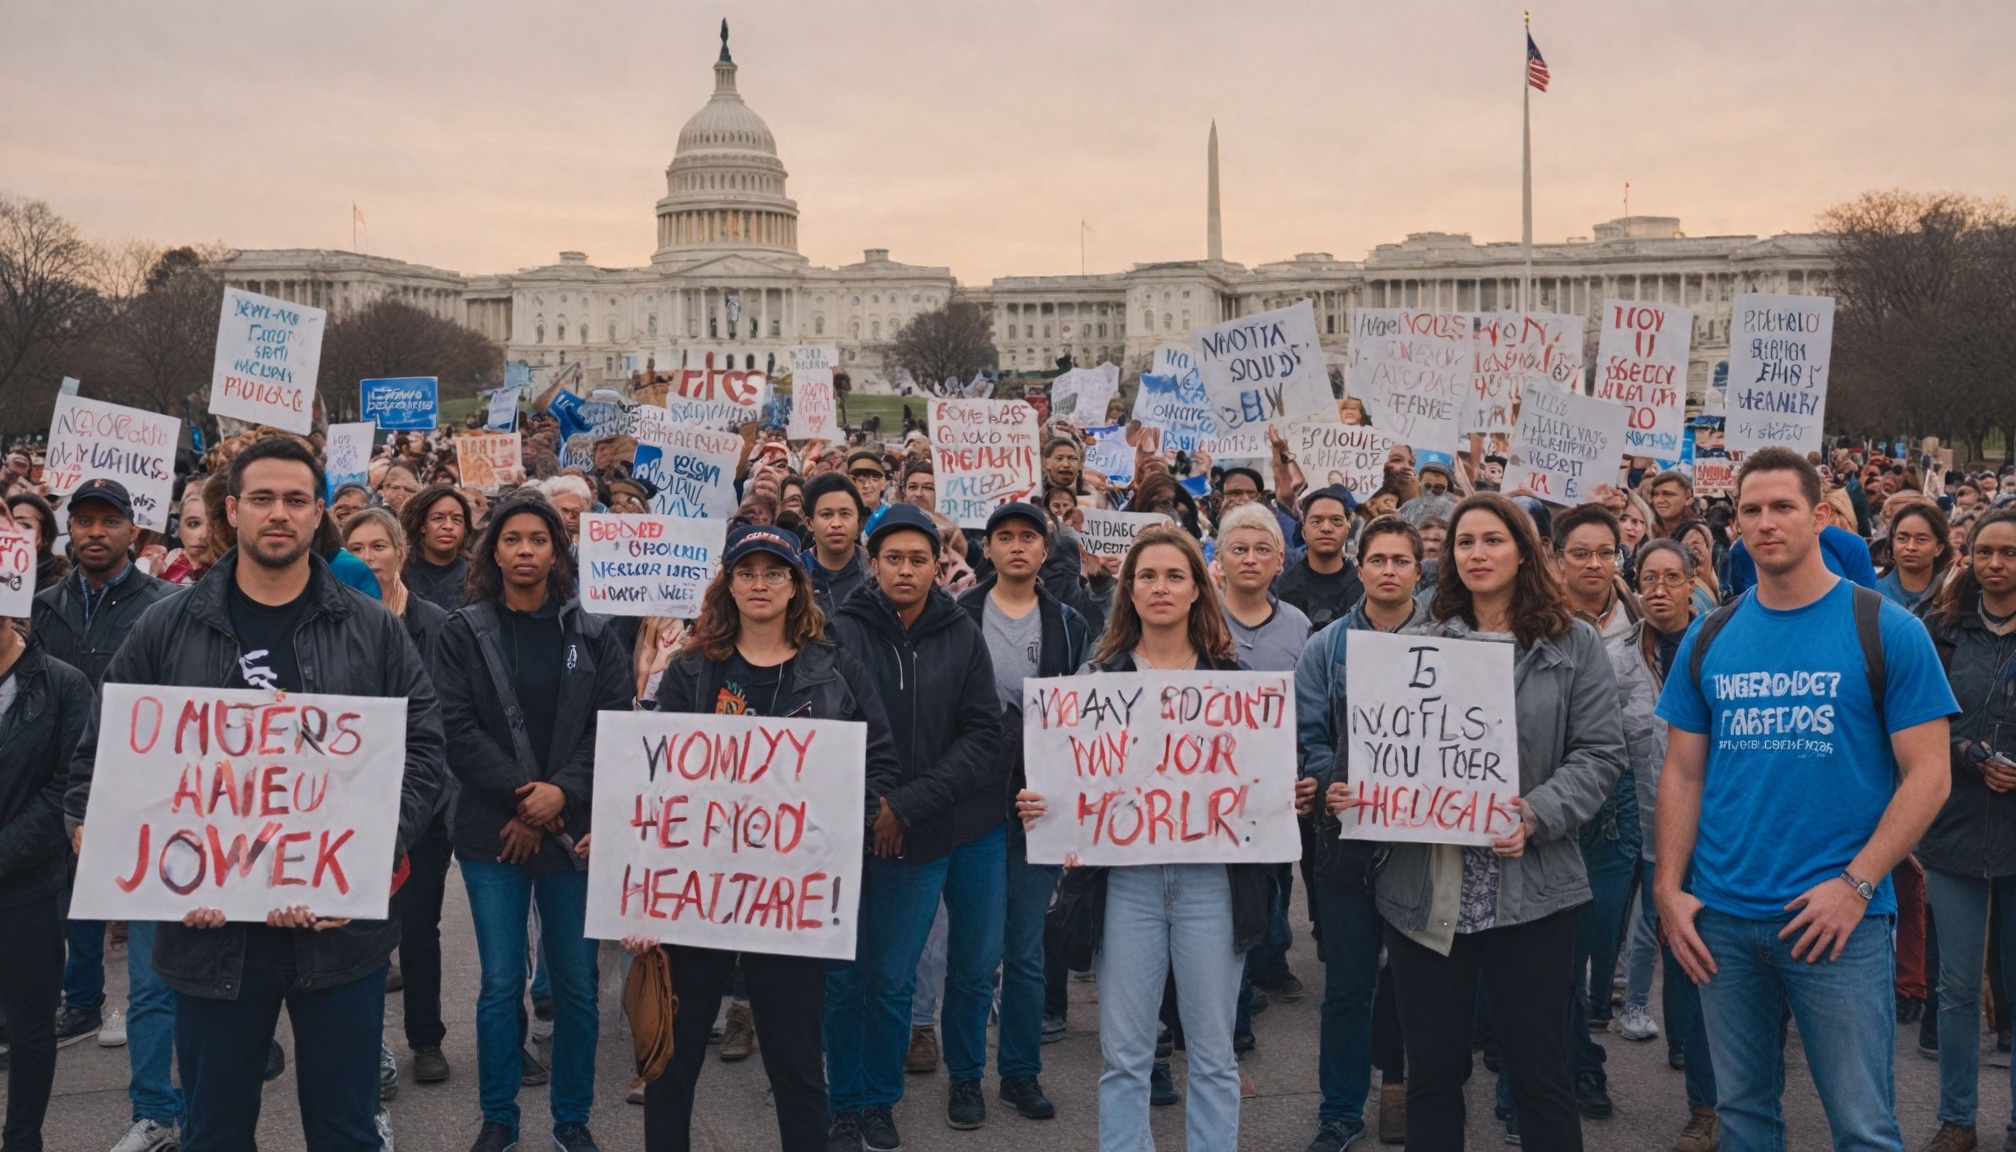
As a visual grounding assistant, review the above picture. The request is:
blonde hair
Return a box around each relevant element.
[1216,502,1283,549]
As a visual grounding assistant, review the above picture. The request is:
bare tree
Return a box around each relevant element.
[99,248,228,415]
[317,298,503,421]
[0,196,106,429]
[886,299,996,395]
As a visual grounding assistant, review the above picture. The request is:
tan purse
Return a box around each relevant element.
[623,946,679,1082]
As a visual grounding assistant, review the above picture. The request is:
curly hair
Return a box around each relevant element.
[1091,523,1236,665]
[680,556,829,662]
[464,491,575,607]
[1935,506,2016,628]
[1429,492,1575,648]
[399,485,473,560]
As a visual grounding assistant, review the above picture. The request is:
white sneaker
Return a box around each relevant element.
[109,1118,178,1152]
[1614,1006,1660,1041]
[98,1009,129,1048]
[374,1106,395,1152]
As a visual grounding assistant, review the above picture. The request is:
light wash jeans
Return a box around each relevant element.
[1621,870,1659,1013]
[1096,864,1244,1152]
[1922,868,2016,1133]
[125,921,183,1126]
[1695,907,1901,1152]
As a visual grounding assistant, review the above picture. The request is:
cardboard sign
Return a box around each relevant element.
[1346,309,1469,456]
[1339,631,1520,846]
[1595,302,1692,460]
[1021,670,1300,866]
[1050,363,1121,425]
[585,711,867,959]
[932,398,1040,528]
[1504,388,1630,505]
[578,513,726,618]
[360,377,438,431]
[1131,371,1217,453]
[1077,508,1170,561]
[631,417,742,520]
[1296,423,1399,500]
[1084,424,1134,485]
[1190,301,1332,437]
[1724,293,1834,456]
[1692,455,1737,497]
[1469,312,1586,435]
[0,528,34,617]
[209,287,325,434]
[45,395,179,530]
[71,685,407,921]
[486,387,520,432]
[456,432,524,489]
[787,357,839,442]
[666,354,768,430]
[324,422,375,498]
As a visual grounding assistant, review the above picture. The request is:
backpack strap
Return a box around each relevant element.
[1852,584,1887,735]
[1688,593,1748,691]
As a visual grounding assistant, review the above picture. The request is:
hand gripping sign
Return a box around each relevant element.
[1021,670,1300,866]
[71,686,408,921]
[586,712,867,961]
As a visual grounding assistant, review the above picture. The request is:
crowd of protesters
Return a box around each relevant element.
[0,403,2012,1152]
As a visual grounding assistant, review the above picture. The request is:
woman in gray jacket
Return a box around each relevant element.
[1343,492,1625,1152]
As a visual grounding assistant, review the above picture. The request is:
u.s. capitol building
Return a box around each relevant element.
[219,23,1829,400]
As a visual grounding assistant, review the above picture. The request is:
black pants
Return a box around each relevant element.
[0,892,65,1152]
[394,816,452,1050]
[643,947,827,1152]
[1387,908,1581,1152]
[1372,963,1405,1083]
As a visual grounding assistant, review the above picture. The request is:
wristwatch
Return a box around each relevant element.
[1839,870,1876,901]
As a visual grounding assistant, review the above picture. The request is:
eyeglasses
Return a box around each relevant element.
[1638,572,1692,590]
[733,569,793,587]
[1563,548,1618,564]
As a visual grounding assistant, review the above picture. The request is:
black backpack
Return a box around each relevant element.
[1688,583,1889,732]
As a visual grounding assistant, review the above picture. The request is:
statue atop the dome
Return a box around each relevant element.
[719,18,731,63]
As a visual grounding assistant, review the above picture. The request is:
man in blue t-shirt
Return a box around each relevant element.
[1654,447,1957,1152]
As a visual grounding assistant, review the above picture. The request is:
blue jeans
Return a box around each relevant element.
[460,860,599,1132]
[1096,865,1244,1152]
[125,921,182,1126]
[176,965,385,1152]
[1647,871,1718,1111]
[910,903,948,1025]
[1923,868,2016,1132]
[939,827,1007,1084]
[1570,837,1638,1082]
[998,826,1061,1082]
[1312,881,1383,1127]
[1623,868,1659,1012]
[1695,907,1901,1152]
[63,917,106,1011]
[825,853,950,1115]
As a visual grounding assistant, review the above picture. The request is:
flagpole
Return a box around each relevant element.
[1521,11,1533,314]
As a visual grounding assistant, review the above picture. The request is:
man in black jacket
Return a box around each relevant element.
[66,437,446,1152]
[823,503,1004,1151]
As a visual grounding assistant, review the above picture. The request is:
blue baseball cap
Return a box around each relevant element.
[867,503,941,555]
[721,524,805,571]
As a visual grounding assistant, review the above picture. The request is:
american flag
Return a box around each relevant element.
[1526,33,1550,91]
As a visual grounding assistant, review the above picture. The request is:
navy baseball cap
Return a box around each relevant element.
[1510,495,1553,543]
[68,478,135,520]
[721,524,805,572]
[1301,485,1357,516]
[867,503,941,555]
[984,501,1048,537]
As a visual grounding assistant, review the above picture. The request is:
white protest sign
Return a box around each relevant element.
[0,528,34,617]
[585,711,867,960]
[456,432,523,489]
[71,685,407,921]
[1153,344,1196,378]
[1504,388,1630,505]
[45,395,179,530]
[1346,309,1469,456]
[1022,670,1300,866]
[1190,301,1332,437]
[1339,631,1520,846]
[1469,312,1586,435]
[932,398,1040,528]
[1131,371,1216,453]
[486,387,521,432]
[631,415,742,520]
[209,286,324,434]
[579,513,726,618]
[1724,294,1834,455]
[1595,302,1692,461]
[1296,423,1399,500]
[787,370,839,441]
[325,421,374,498]
[1692,455,1737,497]
[1077,508,1170,562]
[1050,363,1121,425]
[1084,425,1133,485]
[666,354,768,430]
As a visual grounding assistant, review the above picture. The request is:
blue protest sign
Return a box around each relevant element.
[360,377,438,430]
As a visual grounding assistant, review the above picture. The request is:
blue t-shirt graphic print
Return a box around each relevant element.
[1656,579,1958,920]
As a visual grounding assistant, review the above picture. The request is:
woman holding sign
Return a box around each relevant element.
[629,524,901,1152]
[1016,523,1274,1152]
[1351,492,1626,1152]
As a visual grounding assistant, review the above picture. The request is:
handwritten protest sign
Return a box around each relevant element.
[786,345,841,440]
[1078,509,1171,562]
[932,398,1040,528]
[1050,363,1121,424]
[0,528,34,617]
[1724,293,1834,456]
[360,377,438,431]
[1296,423,1399,499]
[1469,312,1585,435]
[1021,670,1299,866]
[209,287,324,434]
[45,395,179,530]
[1692,456,1737,497]
[579,513,726,618]
[1190,301,1331,437]
[585,711,866,959]
[1595,302,1692,460]
[1153,344,1196,378]
[1131,371,1216,453]
[71,685,407,921]
[1084,425,1133,486]
[631,417,742,520]
[324,422,374,498]
[485,387,520,432]
[456,432,524,489]
[1346,309,1469,456]
[1339,631,1519,846]
[1504,388,1629,505]
[666,353,767,430]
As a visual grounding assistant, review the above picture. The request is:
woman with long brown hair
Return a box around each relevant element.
[1017,523,1275,1152]
[624,524,901,1152]
[1349,492,1625,1151]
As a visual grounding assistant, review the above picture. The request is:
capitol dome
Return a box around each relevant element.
[654,21,799,260]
